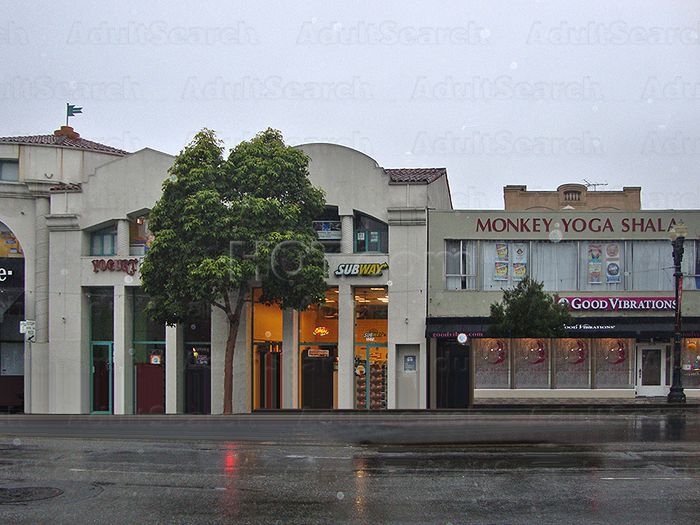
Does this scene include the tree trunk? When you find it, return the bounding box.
[223,289,246,415]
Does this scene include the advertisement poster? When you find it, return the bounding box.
[494,262,509,281]
[513,263,527,280]
[605,243,621,284]
[495,242,509,262]
[0,231,23,258]
[588,244,603,284]
[512,243,527,264]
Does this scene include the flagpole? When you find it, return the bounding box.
[66,103,69,126]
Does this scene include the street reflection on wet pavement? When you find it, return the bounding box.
[0,412,699,524]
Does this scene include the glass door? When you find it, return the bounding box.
[91,342,113,413]
[636,346,669,397]
[354,344,388,410]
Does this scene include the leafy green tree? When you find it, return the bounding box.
[488,277,572,338]
[141,128,327,413]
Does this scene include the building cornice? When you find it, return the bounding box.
[46,214,80,231]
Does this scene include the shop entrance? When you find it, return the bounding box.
[636,346,670,397]
[435,341,471,408]
[255,342,281,409]
[300,345,337,409]
[134,348,165,414]
[91,342,113,413]
[354,344,388,409]
[185,346,211,414]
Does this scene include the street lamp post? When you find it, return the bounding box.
[668,221,688,404]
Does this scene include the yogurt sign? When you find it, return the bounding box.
[557,296,675,311]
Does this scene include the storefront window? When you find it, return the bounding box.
[354,287,388,409]
[299,288,339,410]
[445,240,477,290]
[88,287,114,341]
[354,212,388,253]
[252,289,283,409]
[553,339,590,388]
[593,338,633,388]
[90,226,117,256]
[313,206,341,254]
[184,302,211,414]
[474,338,510,388]
[129,215,153,256]
[481,241,529,290]
[530,241,577,291]
[513,338,549,388]
[681,338,700,389]
[578,242,625,291]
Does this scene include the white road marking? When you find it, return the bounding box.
[285,455,351,460]
[601,477,693,480]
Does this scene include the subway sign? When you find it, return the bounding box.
[557,296,675,311]
[334,262,388,277]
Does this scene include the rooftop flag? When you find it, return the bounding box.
[66,103,83,125]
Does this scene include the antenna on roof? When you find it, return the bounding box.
[583,179,608,191]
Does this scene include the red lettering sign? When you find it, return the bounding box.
[92,258,139,276]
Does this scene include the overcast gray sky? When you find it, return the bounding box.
[3,1,700,209]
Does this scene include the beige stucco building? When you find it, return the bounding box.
[0,128,452,414]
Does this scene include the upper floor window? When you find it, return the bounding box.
[354,212,388,253]
[0,160,19,182]
[446,240,477,290]
[90,226,117,256]
[313,206,341,253]
[130,215,152,256]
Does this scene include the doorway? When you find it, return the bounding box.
[636,346,670,397]
[255,342,281,409]
[185,345,211,414]
[91,342,113,413]
[300,345,337,409]
[436,341,471,408]
[354,344,388,410]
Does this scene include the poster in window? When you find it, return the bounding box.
[605,243,620,259]
[512,243,527,264]
[370,231,379,243]
[588,244,602,264]
[606,262,621,283]
[495,243,509,262]
[588,262,602,284]
[494,262,509,281]
[513,263,527,281]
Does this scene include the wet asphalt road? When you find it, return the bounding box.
[0,413,699,524]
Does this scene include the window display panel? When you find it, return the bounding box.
[513,338,549,388]
[445,240,477,290]
[593,338,633,388]
[578,242,625,291]
[88,287,113,341]
[530,242,577,291]
[131,289,165,342]
[474,338,510,388]
[553,339,590,388]
[252,289,283,410]
[299,288,339,410]
[481,242,529,291]
[354,287,388,409]
[681,338,700,389]
[631,241,673,291]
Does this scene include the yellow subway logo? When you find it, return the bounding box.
[334,262,388,277]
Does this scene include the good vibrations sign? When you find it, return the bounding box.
[557,296,675,311]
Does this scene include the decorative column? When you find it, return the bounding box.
[282,308,299,409]
[340,215,354,254]
[112,284,133,414]
[337,284,354,409]
[116,219,130,257]
[165,324,184,413]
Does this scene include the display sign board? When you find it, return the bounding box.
[313,221,342,240]
[92,258,139,276]
[334,262,388,277]
[307,348,330,358]
[0,258,24,288]
[556,296,675,311]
